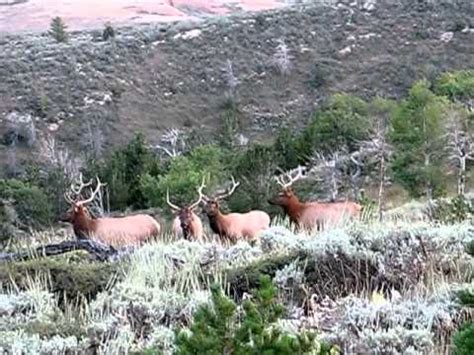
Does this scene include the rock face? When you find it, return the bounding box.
[0,0,473,167]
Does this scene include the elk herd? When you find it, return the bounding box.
[60,166,362,248]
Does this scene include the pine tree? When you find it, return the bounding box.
[49,17,68,43]
[452,240,474,355]
[174,275,336,355]
[103,22,115,41]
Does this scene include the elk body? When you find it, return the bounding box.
[268,166,362,231]
[167,179,205,241]
[62,175,161,248]
[202,177,270,243]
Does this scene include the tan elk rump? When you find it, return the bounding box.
[61,175,161,248]
[268,166,362,231]
[201,177,270,243]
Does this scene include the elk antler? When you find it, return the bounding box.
[274,166,307,188]
[64,173,93,204]
[166,189,181,211]
[215,176,240,201]
[76,177,107,206]
[189,177,207,210]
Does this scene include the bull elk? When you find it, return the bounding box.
[167,178,205,241]
[268,166,362,232]
[201,177,270,243]
[61,174,161,248]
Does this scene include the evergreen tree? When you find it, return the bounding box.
[49,16,69,43]
[175,275,335,355]
[103,22,115,41]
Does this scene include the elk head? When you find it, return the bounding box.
[167,177,206,236]
[61,174,106,225]
[201,176,240,216]
[268,166,307,207]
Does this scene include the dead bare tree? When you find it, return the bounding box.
[445,109,473,197]
[273,38,293,76]
[154,128,186,158]
[310,150,346,201]
[83,119,105,160]
[38,134,82,181]
[223,59,240,101]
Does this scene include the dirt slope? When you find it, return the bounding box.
[0,0,286,34]
[0,0,473,168]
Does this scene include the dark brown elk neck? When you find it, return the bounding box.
[72,211,97,239]
[206,210,227,236]
[282,197,307,224]
[178,210,194,239]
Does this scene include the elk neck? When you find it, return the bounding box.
[206,209,226,236]
[72,209,98,239]
[281,196,307,224]
[179,210,193,239]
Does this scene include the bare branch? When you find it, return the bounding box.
[154,128,186,158]
[38,134,82,181]
[273,38,293,76]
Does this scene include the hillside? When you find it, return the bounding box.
[0,0,473,166]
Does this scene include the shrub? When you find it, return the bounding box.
[300,94,371,155]
[140,145,228,210]
[429,196,474,224]
[453,323,474,355]
[175,275,335,355]
[434,70,474,100]
[452,242,474,355]
[0,179,52,228]
[48,17,68,43]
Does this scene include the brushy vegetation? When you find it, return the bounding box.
[0,219,472,354]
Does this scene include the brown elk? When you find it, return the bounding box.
[167,178,205,241]
[61,175,161,248]
[268,166,362,232]
[201,177,270,243]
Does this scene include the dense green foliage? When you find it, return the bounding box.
[0,179,52,228]
[140,145,228,210]
[389,80,449,198]
[94,133,162,210]
[302,93,371,154]
[175,275,334,355]
[434,70,474,100]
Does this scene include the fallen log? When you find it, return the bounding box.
[0,239,124,262]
